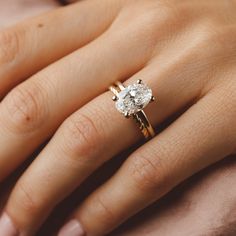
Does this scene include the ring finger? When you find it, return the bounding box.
[2,59,204,235]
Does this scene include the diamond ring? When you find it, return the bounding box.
[109,80,155,139]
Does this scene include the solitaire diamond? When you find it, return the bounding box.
[115,82,153,116]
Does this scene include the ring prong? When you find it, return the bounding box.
[112,95,118,101]
[151,96,155,102]
[137,79,143,84]
[124,112,130,118]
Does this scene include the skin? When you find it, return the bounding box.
[0,0,59,28]
[0,0,236,235]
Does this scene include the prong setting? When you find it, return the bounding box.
[112,95,118,101]
[113,81,153,116]
[124,112,130,118]
[109,81,155,140]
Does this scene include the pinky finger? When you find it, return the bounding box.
[59,87,236,236]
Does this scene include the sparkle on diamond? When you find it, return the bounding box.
[115,83,152,115]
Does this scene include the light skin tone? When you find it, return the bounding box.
[0,0,236,235]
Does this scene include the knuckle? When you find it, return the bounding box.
[187,22,235,66]
[61,113,102,160]
[15,181,43,216]
[212,27,236,51]
[118,1,183,43]
[203,27,222,46]
[0,27,24,64]
[142,1,179,24]
[201,21,236,51]
[129,151,169,193]
[117,2,158,29]
[157,1,179,20]
[2,81,48,133]
[92,195,117,228]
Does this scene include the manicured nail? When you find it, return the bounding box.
[0,213,18,236]
[58,219,85,236]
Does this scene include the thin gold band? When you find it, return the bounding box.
[109,82,155,140]
[133,110,155,139]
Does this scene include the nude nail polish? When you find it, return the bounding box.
[0,213,18,236]
[58,219,85,236]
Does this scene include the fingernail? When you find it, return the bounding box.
[0,213,18,236]
[58,219,85,236]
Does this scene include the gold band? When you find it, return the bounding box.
[133,110,155,139]
[109,82,155,140]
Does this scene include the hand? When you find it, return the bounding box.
[0,0,236,235]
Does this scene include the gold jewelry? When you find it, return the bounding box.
[109,80,155,140]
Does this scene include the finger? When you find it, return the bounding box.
[63,88,236,235]
[0,0,122,97]
[0,7,158,182]
[3,59,205,235]
[59,0,78,5]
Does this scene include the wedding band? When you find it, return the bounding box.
[109,80,155,140]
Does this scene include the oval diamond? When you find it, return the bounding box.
[115,82,152,115]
